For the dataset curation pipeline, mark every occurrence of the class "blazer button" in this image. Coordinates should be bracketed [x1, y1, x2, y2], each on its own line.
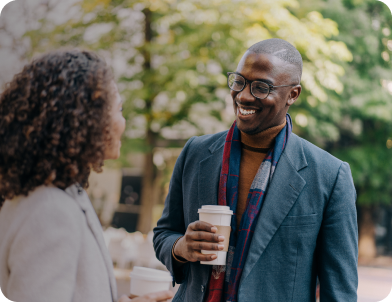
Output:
[201, 285, 205, 292]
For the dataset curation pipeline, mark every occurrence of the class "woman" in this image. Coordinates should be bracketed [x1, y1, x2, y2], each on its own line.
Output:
[0, 49, 173, 302]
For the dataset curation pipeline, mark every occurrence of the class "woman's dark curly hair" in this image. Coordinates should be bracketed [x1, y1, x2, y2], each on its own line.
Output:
[0, 49, 114, 206]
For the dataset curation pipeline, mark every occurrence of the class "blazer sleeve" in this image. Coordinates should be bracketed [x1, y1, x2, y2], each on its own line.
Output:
[153, 136, 196, 285]
[317, 162, 358, 302]
[6, 196, 83, 302]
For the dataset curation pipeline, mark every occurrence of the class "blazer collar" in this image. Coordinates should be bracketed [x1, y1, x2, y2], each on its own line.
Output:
[201, 132, 307, 208]
[65, 184, 118, 302]
[198, 140, 225, 211]
[283, 133, 308, 171]
[239, 133, 308, 284]
[207, 130, 307, 170]
[208, 131, 228, 154]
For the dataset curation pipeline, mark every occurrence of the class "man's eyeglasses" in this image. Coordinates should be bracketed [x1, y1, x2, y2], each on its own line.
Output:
[227, 72, 298, 100]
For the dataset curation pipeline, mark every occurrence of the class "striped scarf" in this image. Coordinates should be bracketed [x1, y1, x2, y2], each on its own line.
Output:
[205, 114, 292, 302]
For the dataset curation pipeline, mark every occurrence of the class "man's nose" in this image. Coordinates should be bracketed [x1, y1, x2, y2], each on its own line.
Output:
[237, 83, 255, 103]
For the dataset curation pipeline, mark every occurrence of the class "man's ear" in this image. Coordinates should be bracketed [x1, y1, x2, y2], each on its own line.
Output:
[287, 85, 302, 106]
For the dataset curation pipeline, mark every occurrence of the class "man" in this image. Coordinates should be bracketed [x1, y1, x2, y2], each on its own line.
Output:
[153, 38, 358, 302]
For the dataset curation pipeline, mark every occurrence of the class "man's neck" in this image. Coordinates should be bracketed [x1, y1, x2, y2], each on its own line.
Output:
[240, 121, 287, 149]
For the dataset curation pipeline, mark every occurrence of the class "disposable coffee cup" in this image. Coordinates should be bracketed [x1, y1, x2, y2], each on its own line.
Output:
[129, 266, 172, 297]
[198, 205, 233, 265]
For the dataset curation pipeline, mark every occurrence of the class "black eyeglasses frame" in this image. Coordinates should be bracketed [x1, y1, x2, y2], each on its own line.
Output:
[227, 72, 298, 100]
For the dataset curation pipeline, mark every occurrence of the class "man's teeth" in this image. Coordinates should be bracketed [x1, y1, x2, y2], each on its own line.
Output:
[239, 107, 256, 116]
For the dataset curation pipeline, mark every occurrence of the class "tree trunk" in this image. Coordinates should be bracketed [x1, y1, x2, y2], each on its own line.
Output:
[136, 7, 155, 234]
[384, 205, 392, 255]
[137, 129, 156, 233]
[358, 205, 377, 261]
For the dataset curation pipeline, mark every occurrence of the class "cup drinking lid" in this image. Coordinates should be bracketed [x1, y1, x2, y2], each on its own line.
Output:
[130, 267, 173, 282]
[198, 205, 233, 215]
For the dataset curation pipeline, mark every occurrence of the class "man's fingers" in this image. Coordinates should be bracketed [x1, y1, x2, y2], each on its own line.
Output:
[144, 290, 174, 301]
[189, 220, 214, 232]
[193, 251, 218, 262]
[188, 230, 224, 243]
[191, 241, 225, 251]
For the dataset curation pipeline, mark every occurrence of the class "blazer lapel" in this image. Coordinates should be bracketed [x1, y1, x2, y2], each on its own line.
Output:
[198, 131, 227, 209]
[65, 185, 118, 302]
[240, 134, 308, 283]
[193, 132, 227, 287]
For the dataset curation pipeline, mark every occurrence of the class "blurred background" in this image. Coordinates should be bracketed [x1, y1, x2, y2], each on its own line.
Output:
[1, 0, 392, 300]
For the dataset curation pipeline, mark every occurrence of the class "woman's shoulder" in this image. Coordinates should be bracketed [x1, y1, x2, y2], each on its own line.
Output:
[1, 185, 85, 235]
[0, 186, 88, 301]
[22, 185, 81, 214]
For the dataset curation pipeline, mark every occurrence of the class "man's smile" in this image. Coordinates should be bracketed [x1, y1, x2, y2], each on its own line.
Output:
[236, 100, 261, 117]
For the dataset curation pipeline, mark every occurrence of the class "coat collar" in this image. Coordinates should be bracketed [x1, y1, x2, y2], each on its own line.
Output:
[207, 130, 308, 171]
[200, 132, 308, 284]
[65, 184, 118, 302]
[208, 131, 228, 154]
[240, 133, 308, 283]
[201, 132, 307, 208]
[283, 133, 308, 171]
[196, 131, 228, 211]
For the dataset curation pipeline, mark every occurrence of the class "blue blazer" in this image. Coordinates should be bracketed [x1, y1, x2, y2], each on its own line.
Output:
[153, 131, 358, 302]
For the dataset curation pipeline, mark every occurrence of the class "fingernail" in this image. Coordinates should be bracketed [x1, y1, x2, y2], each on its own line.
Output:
[218, 244, 224, 250]
[211, 227, 218, 233]
[211, 255, 217, 259]
[218, 236, 225, 241]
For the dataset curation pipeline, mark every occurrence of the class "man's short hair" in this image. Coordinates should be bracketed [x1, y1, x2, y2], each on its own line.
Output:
[248, 38, 303, 80]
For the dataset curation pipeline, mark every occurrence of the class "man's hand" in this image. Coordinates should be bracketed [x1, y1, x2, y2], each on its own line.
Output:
[118, 290, 174, 302]
[173, 220, 225, 262]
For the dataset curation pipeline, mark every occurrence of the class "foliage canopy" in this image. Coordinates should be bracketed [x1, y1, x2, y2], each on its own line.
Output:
[4, 0, 392, 210]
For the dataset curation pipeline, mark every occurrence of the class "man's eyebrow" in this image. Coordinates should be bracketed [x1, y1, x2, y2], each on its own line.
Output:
[257, 78, 273, 86]
[234, 72, 274, 86]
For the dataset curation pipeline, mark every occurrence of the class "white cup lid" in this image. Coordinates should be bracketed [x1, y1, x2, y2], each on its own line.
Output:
[198, 205, 233, 215]
[130, 267, 172, 282]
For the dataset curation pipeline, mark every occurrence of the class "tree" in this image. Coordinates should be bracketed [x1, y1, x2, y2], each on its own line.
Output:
[294, 0, 392, 258]
[0, 0, 78, 87]
[13, 0, 352, 233]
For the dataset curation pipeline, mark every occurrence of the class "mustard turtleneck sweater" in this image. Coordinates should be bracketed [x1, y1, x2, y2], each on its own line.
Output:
[236, 121, 287, 231]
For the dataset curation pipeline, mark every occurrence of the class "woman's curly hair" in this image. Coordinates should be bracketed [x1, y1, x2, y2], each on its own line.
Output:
[0, 49, 114, 206]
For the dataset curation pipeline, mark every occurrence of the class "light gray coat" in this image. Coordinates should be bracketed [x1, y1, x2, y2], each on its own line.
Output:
[0, 185, 117, 302]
